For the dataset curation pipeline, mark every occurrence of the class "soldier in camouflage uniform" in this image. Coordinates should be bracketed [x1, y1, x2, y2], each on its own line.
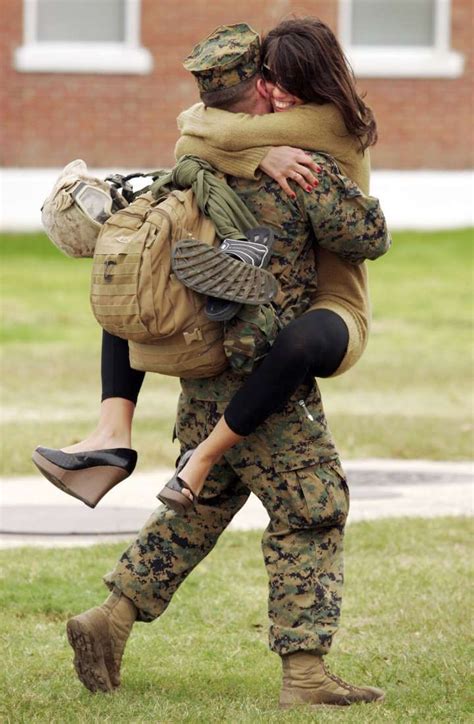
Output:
[66, 24, 385, 708]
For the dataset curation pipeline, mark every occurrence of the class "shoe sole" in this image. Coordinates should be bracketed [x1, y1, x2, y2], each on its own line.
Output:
[157, 486, 194, 514]
[66, 615, 115, 693]
[172, 239, 279, 305]
[32, 450, 129, 508]
[204, 226, 275, 322]
[280, 692, 385, 708]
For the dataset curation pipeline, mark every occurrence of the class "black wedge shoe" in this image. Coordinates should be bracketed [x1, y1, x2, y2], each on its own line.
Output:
[32, 447, 138, 508]
[157, 449, 198, 515]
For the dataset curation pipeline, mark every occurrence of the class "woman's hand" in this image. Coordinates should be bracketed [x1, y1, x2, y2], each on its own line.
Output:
[259, 147, 321, 198]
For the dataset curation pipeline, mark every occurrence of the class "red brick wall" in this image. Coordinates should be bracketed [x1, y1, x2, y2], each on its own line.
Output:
[1, 0, 472, 169]
[352, 0, 474, 169]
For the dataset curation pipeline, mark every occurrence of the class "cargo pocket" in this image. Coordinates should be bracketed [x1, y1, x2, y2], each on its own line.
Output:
[282, 459, 349, 530]
[223, 304, 281, 375]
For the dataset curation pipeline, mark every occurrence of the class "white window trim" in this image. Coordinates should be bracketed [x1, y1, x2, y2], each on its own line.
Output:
[14, 0, 153, 74]
[338, 0, 464, 78]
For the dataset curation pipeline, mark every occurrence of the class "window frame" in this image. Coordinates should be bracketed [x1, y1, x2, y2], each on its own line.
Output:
[14, 0, 153, 74]
[338, 0, 464, 78]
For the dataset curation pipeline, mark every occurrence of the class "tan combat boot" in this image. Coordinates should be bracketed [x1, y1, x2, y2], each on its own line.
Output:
[66, 588, 137, 693]
[280, 651, 385, 708]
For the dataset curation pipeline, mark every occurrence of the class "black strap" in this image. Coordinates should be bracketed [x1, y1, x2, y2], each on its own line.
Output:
[105, 170, 165, 203]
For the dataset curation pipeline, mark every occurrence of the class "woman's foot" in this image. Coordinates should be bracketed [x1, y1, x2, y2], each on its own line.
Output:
[32, 399, 137, 507]
[157, 446, 215, 514]
[158, 416, 244, 515]
[179, 416, 245, 503]
[177, 444, 217, 501]
[61, 431, 131, 455]
[61, 397, 135, 453]
[157, 449, 196, 513]
[32, 447, 137, 508]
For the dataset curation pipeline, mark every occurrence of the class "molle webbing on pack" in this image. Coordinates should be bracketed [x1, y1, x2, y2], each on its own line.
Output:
[90, 158, 276, 378]
[90, 189, 228, 378]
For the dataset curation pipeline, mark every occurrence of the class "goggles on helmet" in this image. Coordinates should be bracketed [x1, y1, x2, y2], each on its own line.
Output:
[71, 181, 113, 228]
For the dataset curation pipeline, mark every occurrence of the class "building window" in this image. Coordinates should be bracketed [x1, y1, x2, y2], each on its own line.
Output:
[14, 0, 153, 74]
[339, 0, 464, 78]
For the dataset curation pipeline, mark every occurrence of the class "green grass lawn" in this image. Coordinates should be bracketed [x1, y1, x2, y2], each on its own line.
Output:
[0, 517, 471, 722]
[1, 228, 473, 475]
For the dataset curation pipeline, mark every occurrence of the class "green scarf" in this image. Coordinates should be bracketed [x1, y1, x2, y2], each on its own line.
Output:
[150, 155, 258, 241]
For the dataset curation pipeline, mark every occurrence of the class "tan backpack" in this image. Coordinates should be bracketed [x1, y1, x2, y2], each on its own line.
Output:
[90, 189, 228, 378]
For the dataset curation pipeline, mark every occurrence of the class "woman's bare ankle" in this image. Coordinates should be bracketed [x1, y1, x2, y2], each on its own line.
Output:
[60, 398, 135, 454]
[193, 441, 222, 466]
[178, 446, 216, 498]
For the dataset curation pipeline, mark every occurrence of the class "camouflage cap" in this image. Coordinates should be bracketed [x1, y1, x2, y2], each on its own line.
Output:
[183, 23, 261, 93]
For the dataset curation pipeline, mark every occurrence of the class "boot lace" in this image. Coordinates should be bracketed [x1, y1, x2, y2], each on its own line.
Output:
[322, 661, 365, 693]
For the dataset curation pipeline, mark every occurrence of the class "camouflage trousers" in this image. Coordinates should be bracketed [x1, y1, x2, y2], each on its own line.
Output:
[104, 381, 350, 656]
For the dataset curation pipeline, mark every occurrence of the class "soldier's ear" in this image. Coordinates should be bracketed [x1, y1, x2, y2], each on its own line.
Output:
[256, 76, 270, 100]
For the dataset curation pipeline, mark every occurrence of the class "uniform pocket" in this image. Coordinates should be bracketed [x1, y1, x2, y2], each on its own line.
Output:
[282, 460, 349, 530]
[223, 304, 280, 375]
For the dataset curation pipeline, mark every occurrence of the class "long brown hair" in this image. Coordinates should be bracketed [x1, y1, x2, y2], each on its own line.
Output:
[262, 17, 377, 151]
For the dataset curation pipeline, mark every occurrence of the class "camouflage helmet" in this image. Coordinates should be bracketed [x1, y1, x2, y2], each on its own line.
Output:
[183, 23, 261, 93]
[41, 159, 113, 258]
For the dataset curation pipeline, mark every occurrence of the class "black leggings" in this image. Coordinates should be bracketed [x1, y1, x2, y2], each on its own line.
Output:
[101, 308, 348, 436]
[101, 331, 145, 403]
[224, 309, 348, 435]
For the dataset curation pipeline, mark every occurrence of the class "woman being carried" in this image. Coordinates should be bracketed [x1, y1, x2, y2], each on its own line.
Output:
[34, 17, 387, 512]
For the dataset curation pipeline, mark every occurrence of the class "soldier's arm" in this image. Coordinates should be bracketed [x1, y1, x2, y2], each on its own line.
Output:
[301, 155, 391, 264]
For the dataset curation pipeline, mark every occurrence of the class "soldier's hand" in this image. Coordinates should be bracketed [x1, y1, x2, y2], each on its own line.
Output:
[259, 147, 321, 199]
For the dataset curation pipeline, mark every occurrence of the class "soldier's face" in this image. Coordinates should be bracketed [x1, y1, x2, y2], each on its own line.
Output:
[265, 82, 304, 113]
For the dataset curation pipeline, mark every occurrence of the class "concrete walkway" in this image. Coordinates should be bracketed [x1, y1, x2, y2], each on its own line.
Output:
[0, 459, 472, 548]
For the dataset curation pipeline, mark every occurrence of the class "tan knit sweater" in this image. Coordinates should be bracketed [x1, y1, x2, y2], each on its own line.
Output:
[175, 103, 372, 376]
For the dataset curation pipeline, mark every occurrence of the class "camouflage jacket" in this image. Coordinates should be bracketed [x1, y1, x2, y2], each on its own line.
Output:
[181, 151, 389, 403]
[302, 153, 390, 265]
